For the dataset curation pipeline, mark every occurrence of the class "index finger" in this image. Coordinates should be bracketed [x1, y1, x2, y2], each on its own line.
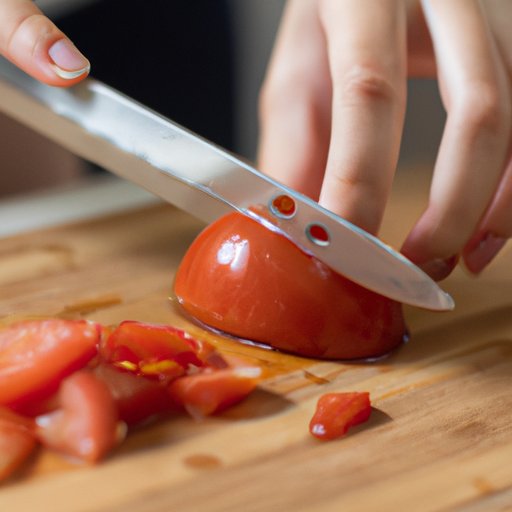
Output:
[318, 0, 407, 234]
[0, 0, 90, 86]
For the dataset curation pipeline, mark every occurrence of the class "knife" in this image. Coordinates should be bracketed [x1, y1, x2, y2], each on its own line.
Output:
[0, 57, 453, 311]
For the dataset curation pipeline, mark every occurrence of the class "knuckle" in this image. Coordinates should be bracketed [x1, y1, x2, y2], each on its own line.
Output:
[426, 203, 476, 254]
[330, 171, 372, 192]
[454, 81, 509, 136]
[328, 169, 387, 206]
[334, 65, 399, 105]
[6, 13, 58, 55]
[259, 68, 322, 121]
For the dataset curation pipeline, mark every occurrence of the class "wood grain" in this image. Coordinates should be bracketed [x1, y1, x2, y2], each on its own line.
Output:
[1, 168, 512, 512]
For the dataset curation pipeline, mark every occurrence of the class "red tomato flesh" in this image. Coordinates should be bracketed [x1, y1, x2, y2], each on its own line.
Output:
[168, 366, 261, 418]
[174, 212, 407, 360]
[36, 371, 120, 463]
[309, 392, 372, 440]
[0, 407, 36, 481]
[93, 363, 174, 426]
[0, 320, 100, 407]
[0, 317, 262, 478]
[102, 321, 224, 379]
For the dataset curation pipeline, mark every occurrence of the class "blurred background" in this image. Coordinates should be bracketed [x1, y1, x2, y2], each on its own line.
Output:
[0, 0, 446, 198]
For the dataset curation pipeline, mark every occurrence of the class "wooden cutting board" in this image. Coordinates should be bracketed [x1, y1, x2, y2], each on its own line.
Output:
[1, 168, 512, 511]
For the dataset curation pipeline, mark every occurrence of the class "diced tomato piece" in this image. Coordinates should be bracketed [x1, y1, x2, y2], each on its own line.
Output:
[101, 321, 225, 379]
[309, 392, 372, 440]
[13, 393, 60, 418]
[0, 320, 100, 407]
[0, 407, 37, 481]
[36, 371, 121, 463]
[93, 364, 175, 426]
[168, 367, 261, 418]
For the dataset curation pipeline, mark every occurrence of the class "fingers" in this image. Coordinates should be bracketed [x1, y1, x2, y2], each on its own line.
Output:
[401, 0, 511, 278]
[258, 0, 332, 200]
[0, 0, 90, 86]
[462, 153, 512, 273]
[317, 0, 407, 234]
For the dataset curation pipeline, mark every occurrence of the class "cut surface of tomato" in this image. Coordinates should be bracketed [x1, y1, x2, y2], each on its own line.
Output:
[174, 212, 407, 360]
[0, 407, 36, 481]
[101, 321, 224, 379]
[36, 371, 121, 463]
[93, 364, 174, 426]
[168, 367, 261, 418]
[309, 392, 372, 440]
[0, 320, 100, 407]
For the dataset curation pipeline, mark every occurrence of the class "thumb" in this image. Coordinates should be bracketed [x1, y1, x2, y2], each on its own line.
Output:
[0, 0, 90, 87]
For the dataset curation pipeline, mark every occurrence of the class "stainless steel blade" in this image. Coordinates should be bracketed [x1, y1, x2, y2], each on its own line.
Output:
[0, 58, 453, 310]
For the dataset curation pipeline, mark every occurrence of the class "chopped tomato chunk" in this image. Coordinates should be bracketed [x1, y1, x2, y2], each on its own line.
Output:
[168, 367, 261, 418]
[36, 371, 121, 463]
[0, 407, 36, 481]
[309, 392, 372, 440]
[102, 321, 225, 379]
[93, 364, 174, 426]
[0, 317, 262, 479]
[0, 319, 100, 407]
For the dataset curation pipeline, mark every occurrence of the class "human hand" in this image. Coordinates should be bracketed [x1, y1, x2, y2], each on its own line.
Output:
[0, 0, 89, 86]
[258, 0, 512, 280]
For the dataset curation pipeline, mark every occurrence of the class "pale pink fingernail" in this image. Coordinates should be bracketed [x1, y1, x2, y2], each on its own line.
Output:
[463, 234, 507, 274]
[418, 255, 459, 282]
[48, 39, 90, 79]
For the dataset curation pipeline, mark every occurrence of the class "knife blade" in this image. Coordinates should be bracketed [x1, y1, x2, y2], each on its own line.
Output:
[0, 57, 453, 311]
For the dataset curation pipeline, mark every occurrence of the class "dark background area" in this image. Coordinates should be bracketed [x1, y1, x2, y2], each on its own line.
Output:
[56, 0, 236, 151]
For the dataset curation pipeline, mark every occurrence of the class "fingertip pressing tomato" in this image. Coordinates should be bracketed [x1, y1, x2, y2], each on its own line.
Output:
[101, 321, 225, 379]
[0, 407, 37, 482]
[309, 392, 372, 440]
[35, 371, 121, 463]
[168, 366, 262, 419]
[0, 319, 100, 407]
[174, 212, 407, 360]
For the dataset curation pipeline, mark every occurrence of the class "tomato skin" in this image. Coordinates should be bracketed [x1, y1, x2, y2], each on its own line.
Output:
[0, 407, 37, 482]
[101, 321, 225, 379]
[35, 371, 120, 463]
[309, 392, 372, 440]
[93, 364, 174, 426]
[174, 212, 406, 360]
[168, 367, 261, 418]
[0, 320, 100, 407]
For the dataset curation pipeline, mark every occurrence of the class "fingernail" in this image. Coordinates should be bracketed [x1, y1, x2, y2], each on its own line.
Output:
[418, 255, 459, 281]
[463, 234, 507, 274]
[48, 39, 90, 80]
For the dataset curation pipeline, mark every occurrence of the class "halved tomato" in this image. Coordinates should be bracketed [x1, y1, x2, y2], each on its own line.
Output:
[0, 407, 36, 481]
[0, 320, 100, 407]
[175, 212, 406, 360]
[36, 371, 121, 463]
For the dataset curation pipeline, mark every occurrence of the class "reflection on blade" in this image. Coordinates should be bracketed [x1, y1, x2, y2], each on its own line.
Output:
[0, 57, 454, 311]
